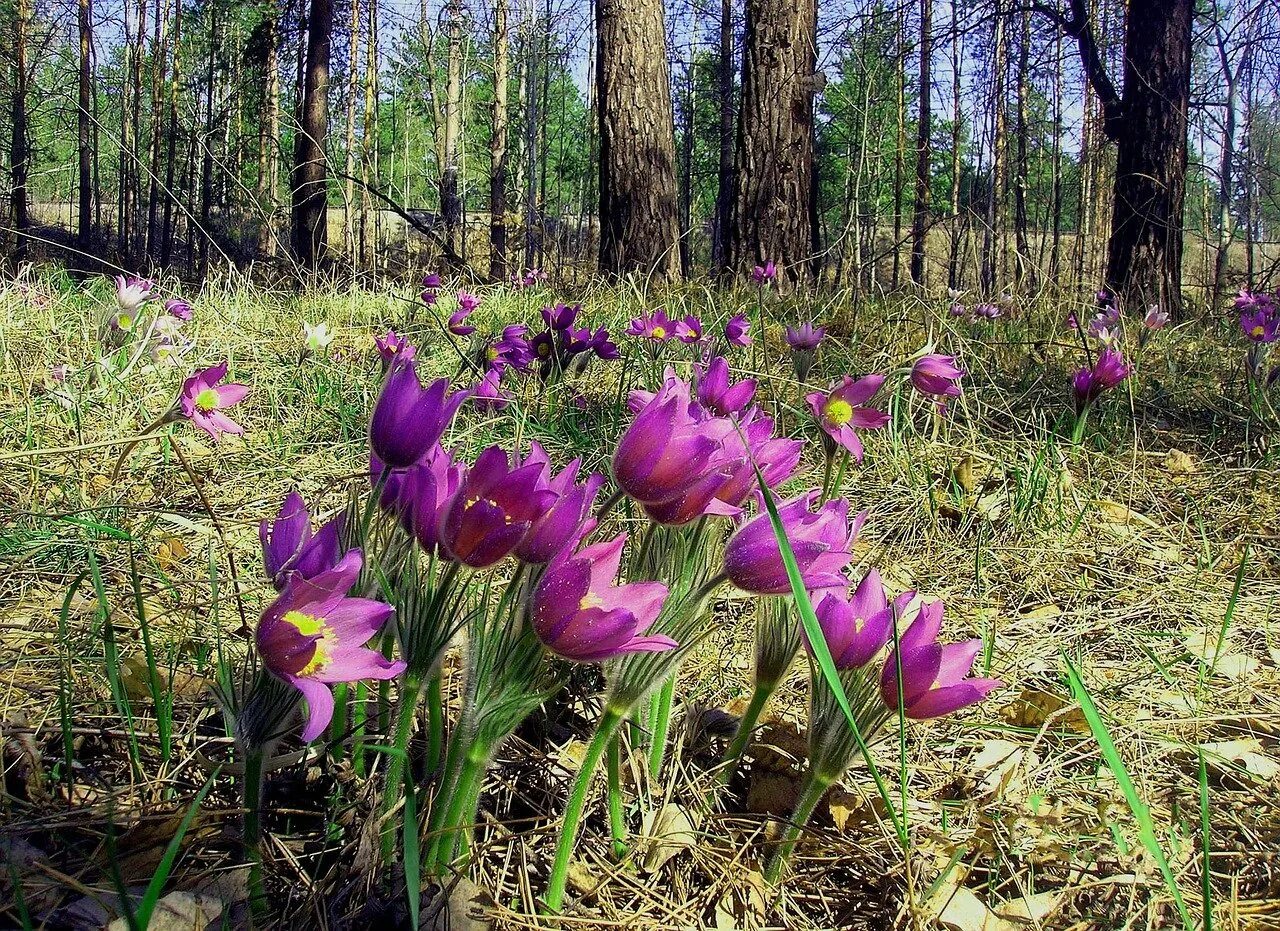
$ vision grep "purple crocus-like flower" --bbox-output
[809,570,915,670]
[259,491,345,590]
[165,298,193,321]
[724,313,751,347]
[531,534,675,662]
[440,446,558,568]
[1095,288,1116,308]
[530,330,555,365]
[457,290,481,313]
[626,310,676,341]
[514,442,604,564]
[1241,307,1278,344]
[973,303,1002,320]
[375,330,416,365]
[806,375,889,463]
[949,303,967,318]
[879,600,1001,720]
[785,323,826,351]
[1143,305,1169,330]
[1072,347,1130,410]
[590,326,620,360]
[695,356,756,417]
[675,315,706,344]
[471,368,510,411]
[910,354,965,398]
[448,307,476,337]
[703,409,803,515]
[541,302,580,331]
[485,325,534,372]
[750,261,777,285]
[179,362,249,439]
[256,551,403,742]
[397,445,466,556]
[114,275,154,315]
[422,272,443,290]
[369,361,470,469]
[723,491,862,595]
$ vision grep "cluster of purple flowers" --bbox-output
[950,301,1002,322]
[1238,289,1279,344]
[1072,347,1130,412]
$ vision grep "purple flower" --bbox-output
[397,445,466,556]
[695,356,756,417]
[439,446,558,567]
[1143,305,1169,330]
[457,290,481,313]
[259,491,345,590]
[369,360,469,469]
[531,534,675,662]
[1241,308,1278,344]
[514,442,604,564]
[1072,347,1130,410]
[485,325,534,371]
[512,268,546,289]
[785,323,826,351]
[256,551,403,742]
[448,308,476,337]
[973,303,1002,320]
[590,326,620,360]
[625,310,676,342]
[422,272,442,290]
[375,330,416,365]
[165,298,193,321]
[724,313,751,348]
[723,491,862,595]
[471,368,510,411]
[809,570,914,670]
[879,600,1001,720]
[806,375,890,463]
[910,354,965,398]
[541,302,580,332]
[675,315,706,344]
[750,261,777,285]
[113,275,154,315]
[949,303,967,318]
[1095,288,1115,308]
[179,362,249,439]
[530,330,555,364]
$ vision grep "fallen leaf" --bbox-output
[639,803,698,873]
[1001,688,1087,732]
[746,772,800,817]
[1201,738,1280,781]
[1163,449,1197,475]
[994,890,1062,924]
[928,880,1007,931]
[107,891,222,931]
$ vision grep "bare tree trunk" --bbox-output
[596,0,682,279]
[981,4,1006,296]
[361,0,378,266]
[160,0,181,266]
[1013,9,1032,290]
[344,0,361,256]
[1049,25,1063,283]
[256,10,280,257]
[10,0,30,262]
[291,0,333,270]
[909,0,931,286]
[78,0,93,250]
[1211,16,1241,312]
[711,0,734,276]
[891,6,905,290]
[678,51,695,278]
[441,0,464,258]
[489,0,509,280]
[198,6,219,278]
[947,0,962,290]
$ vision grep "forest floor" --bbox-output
[1,272,1278,930]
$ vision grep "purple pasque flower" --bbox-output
[484,325,534,372]
[806,374,890,463]
[695,356,757,417]
[808,570,914,670]
[396,444,466,556]
[531,534,675,662]
[589,326,620,360]
[750,261,777,285]
[448,307,476,337]
[471,367,510,411]
[724,313,751,348]
[1072,346,1130,410]
[785,323,826,351]
[457,290,481,313]
[512,268,547,289]
[910,354,965,399]
[256,551,403,742]
[114,275,154,315]
[949,303,967,318]
[165,297,193,321]
[439,446,558,568]
[260,491,345,590]
[375,329,417,366]
[1095,288,1115,308]
[625,309,676,342]
[1143,305,1169,330]
[369,360,470,469]
[724,490,862,596]
[529,330,555,366]
[675,315,706,344]
[973,303,1002,320]
[514,442,604,564]
[422,272,443,290]
[1241,307,1278,344]
[179,362,250,439]
[541,302,580,332]
[879,599,1001,720]
[700,407,802,516]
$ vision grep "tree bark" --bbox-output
[10,0,30,262]
[441,0,464,258]
[489,0,509,281]
[981,4,1006,296]
[256,9,280,257]
[711,0,734,276]
[730,0,818,286]
[78,0,93,250]
[1013,9,1032,289]
[291,0,333,270]
[344,0,361,255]
[596,0,682,279]
[909,0,932,286]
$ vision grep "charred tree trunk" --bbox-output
[711,0,734,276]
[78,0,93,250]
[489,0,509,281]
[10,0,30,262]
[441,0,464,258]
[909,0,931,286]
[291,0,333,270]
[595,0,682,279]
[730,0,818,286]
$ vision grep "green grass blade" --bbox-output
[135,768,220,929]
[1199,749,1212,931]
[403,757,422,930]
[1064,655,1192,931]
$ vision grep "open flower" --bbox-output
[369,361,469,469]
[785,323,825,351]
[879,600,1001,719]
[1143,305,1169,330]
[675,315,706,344]
[531,534,674,662]
[724,491,861,595]
[471,368,510,411]
[910,354,965,398]
[806,375,889,462]
[374,329,416,366]
[303,322,334,354]
[114,275,154,316]
[808,570,914,670]
[1241,307,1278,344]
[625,310,675,342]
[448,306,476,337]
[751,261,777,285]
[256,551,403,742]
[259,491,345,590]
[695,356,756,417]
[179,362,250,439]
[724,313,751,348]
[514,443,603,564]
[440,446,558,567]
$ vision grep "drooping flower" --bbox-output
[1072,347,1130,411]
[471,367,510,411]
[675,315,706,344]
[397,445,466,556]
[374,329,416,366]
[448,306,477,337]
[1143,305,1169,330]
[806,375,889,462]
[751,261,777,285]
[879,600,1001,719]
[259,491,345,590]
[179,362,250,439]
[724,313,751,348]
[256,551,403,742]
[439,446,558,567]
[114,275,154,316]
[369,360,469,469]
[1241,307,1278,344]
[303,322,334,354]
[785,323,826,351]
[531,534,675,662]
[514,442,604,564]
[541,302,580,332]
[723,491,862,596]
[910,354,965,399]
[589,326,620,360]
[165,298,193,321]
[808,571,914,670]
[625,309,676,342]
[695,356,756,417]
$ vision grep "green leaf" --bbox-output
[135,769,220,929]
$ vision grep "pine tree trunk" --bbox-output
[730,0,818,287]
[441,0,464,258]
[909,0,931,286]
[711,0,734,276]
[291,0,333,270]
[1013,10,1032,290]
[257,11,279,258]
[144,0,168,260]
[489,0,509,281]
[78,0,93,250]
[360,0,378,266]
[981,5,1006,296]
[11,0,30,262]
[344,0,360,255]
[160,0,181,266]
[596,0,682,279]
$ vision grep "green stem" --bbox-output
[714,679,776,790]
[425,673,444,775]
[329,683,349,762]
[543,706,625,912]
[379,676,423,863]
[1071,404,1090,445]
[646,674,677,782]
[764,769,832,884]
[429,737,490,873]
[606,734,627,860]
[242,746,268,920]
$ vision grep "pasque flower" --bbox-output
[589,326,620,360]
[879,600,1001,719]
[303,322,334,354]
[724,313,751,347]
[397,445,466,556]
[625,309,675,341]
[471,367,510,411]
[751,261,777,285]
[785,323,825,351]
[374,329,416,365]
[369,361,469,468]
[541,302,580,332]
[440,446,558,567]
[910,354,965,398]
[114,275,154,315]
[179,362,249,439]
[448,307,476,337]
[695,356,756,417]
[256,551,403,742]
[165,298,193,321]
[724,491,862,595]
[1143,305,1169,330]
[675,315,706,344]
[809,570,914,670]
[1241,307,1278,343]
[1072,347,1130,410]
[806,375,889,462]
[514,442,604,563]
[531,534,675,662]
[260,492,344,590]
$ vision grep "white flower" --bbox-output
[303,322,334,354]
[153,315,184,340]
[114,275,154,314]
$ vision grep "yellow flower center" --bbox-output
[1251,324,1265,338]
[118,314,134,331]
[194,387,220,412]
[465,496,513,523]
[651,326,666,340]
[282,610,335,676]
[538,343,551,357]
[486,347,500,362]
[823,398,854,426]
[579,592,604,611]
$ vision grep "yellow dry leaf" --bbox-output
[639,803,698,873]
[1201,739,1280,781]
[156,536,190,571]
[1163,449,1197,475]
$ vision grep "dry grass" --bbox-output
[1,271,1279,930]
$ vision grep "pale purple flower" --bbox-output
[179,362,249,439]
[806,375,890,462]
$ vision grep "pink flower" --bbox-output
[179,362,250,439]
[805,375,889,462]
[880,600,1001,719]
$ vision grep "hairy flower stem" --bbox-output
[430,736,491,872]
[241,746,268,920]
[646,674,677,781]
[714,678,777,791]
[606,733,627,860]
[763,769,833,884]
[379,675,424,864]
[1071,406,1090,445]
[425,673,444,775]
[329,683,349,764]
[543,706,625,912]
